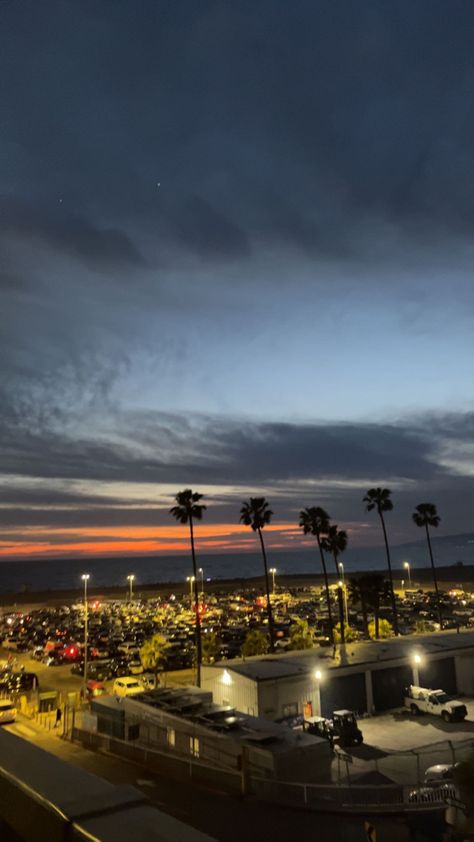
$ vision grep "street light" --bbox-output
[338,579,349,626]
[198,567,204,600]
[127,574,135,601]
[338,561,344,584]
[412,652,422,686]
[186,575,195,607]
[404,562,412,587]
[270,568,277,594]
[81,574,90,691]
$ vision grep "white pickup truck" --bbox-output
[404,685,467,722]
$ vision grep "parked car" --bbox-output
[424,764,458,785]
[404,686,467,722]
[113,677,144,698]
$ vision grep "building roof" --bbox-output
[206,629,474,682]
[101,687,326,753]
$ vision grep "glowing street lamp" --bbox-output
[338,561,344,584]
[338,579,349,626]
[270,568,277,594]
[198,567,204,599]
[412,652,422,686]
[81,574,90,690]
[127,574,135,601]
[404,562,412,587]
[186,575,195,607]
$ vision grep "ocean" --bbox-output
[0,534,472,595]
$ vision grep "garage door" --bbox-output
[320,673,366,718]
[419,658,457,695]
[372,665,413,711]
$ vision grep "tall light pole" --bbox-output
[404,561,411,587]
[338,579,349,626]
[270,567,277,594]
[186,575,195,607]
[198,567,204,600]
[338,561,344,585]
[127,574,135,601]
[81,574,90,693]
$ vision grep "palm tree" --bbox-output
[170,489,206,686]
[298,507,334,643]
[413,503,443,630]
[350,573,390,639]
[240,497,275,652]
[348,576,369,638]
[363,488,399,635]
[321,525,348,644]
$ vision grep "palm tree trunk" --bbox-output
[425,524,443,630]
[189,516,202,687]
[258,527,275,652]
[317,536,334,644]
[378,512,399,635]
[361,593,369,638]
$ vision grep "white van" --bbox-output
[112,677,143,698]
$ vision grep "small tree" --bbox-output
[289,618,314,650]
[201,632,222,664]
[333,623,358,643]
[368,618,393,639]
[140,634,171,683]
[241,629,269,657]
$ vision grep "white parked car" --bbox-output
[404,686,467,722]
[127,660,144,675]
[424,764,458,785]
[116,642,139,656]
[0,699,17,724]
[112,677,143,698]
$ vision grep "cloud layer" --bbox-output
[0,1,473,559]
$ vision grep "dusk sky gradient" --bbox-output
[1,1,473,560]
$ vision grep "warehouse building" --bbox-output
[201,630,474,721]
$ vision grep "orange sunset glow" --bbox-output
[0,522,312,560]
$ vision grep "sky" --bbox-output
[0,0,473,562]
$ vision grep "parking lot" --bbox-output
[332,700,474,785]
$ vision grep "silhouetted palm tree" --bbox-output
[413,502,443,630]
[299,507,334,643]
[170,489,206,686]
[349,573,390,639]
[363,488,399,635]
[240,497,275,652]
[348,576,369,638]
[321,525,348,643]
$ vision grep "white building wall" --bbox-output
[201,666,258,714]
[258,676,319,720]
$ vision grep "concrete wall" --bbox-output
[257,675,319,720]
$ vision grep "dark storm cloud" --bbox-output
[169,196,250,260]
[1,0,472,260]
[0,197,144,270]
[0,407,455,486]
